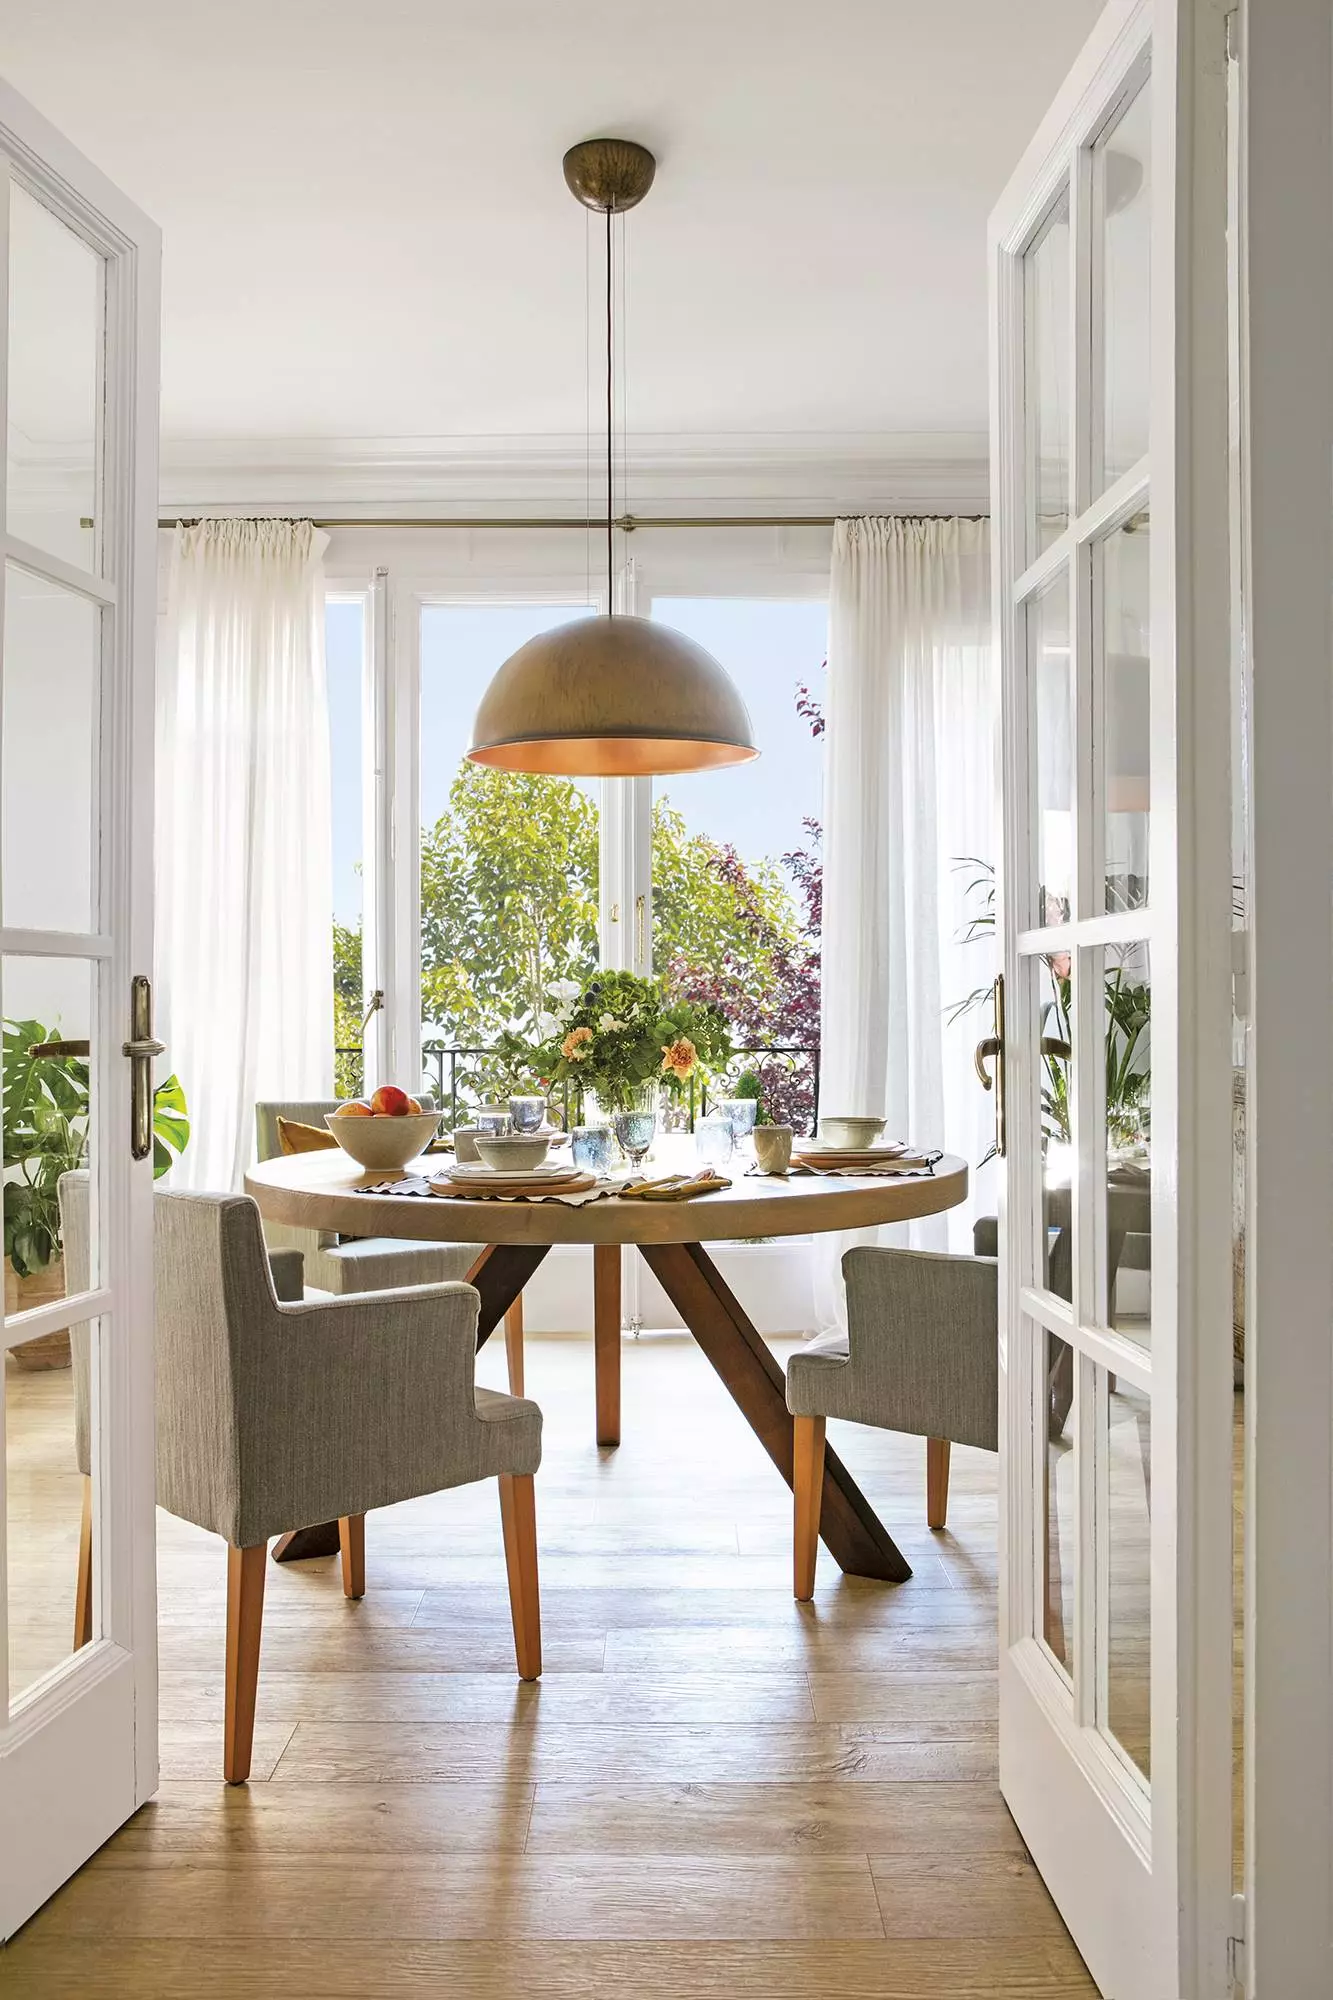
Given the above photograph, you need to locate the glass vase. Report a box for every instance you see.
[611,1081,659,1169]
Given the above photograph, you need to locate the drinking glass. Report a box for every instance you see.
[571,1125,616,1175]
[612,1082,658,1169]
[695,1115,734,1171]
[718,1096,758,1140]
[509,1095,546,1133]
[476,1105,510,1137]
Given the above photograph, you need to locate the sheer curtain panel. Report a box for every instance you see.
[157,519,333,1189]
[817,517,996,1320]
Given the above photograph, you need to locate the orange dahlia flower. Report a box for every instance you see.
[660,1036,698,1081]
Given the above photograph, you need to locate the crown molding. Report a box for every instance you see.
[153,430,990,518]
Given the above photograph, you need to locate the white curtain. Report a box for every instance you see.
[816,516,997,1325]
[156,519,333,1189]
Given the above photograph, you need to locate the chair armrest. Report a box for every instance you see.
[788,1246,998,1451]
[228,1281,534,1545]
[266,1247,305,1302]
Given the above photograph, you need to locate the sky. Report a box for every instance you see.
[326,596,828,928]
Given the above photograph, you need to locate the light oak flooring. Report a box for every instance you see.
[3,1328,1103,1996]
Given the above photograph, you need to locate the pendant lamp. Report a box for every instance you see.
[467,139,758,778]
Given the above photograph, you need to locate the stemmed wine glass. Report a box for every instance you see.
[612,1082,658,1169]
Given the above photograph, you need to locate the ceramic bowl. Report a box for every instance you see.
[817,1114,887,1151]
[474,1132,552,1173]
[324,1109,442,1171]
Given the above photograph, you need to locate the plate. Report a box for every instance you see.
[795,1143,908,1165]
[449,1159,580,1181]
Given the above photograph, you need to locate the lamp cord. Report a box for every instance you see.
[606,201,614,618]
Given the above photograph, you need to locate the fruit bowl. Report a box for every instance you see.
[324,1109,442,1171]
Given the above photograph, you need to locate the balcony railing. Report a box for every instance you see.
[334,1040,821,1137]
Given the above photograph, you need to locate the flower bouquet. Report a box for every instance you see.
[506,971,733,1115]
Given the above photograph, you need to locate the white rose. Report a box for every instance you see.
[598,1013,621,1033]
[549,980,582,1002]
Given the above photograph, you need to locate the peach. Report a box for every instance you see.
[370,1084,411,1117]
[334,1100,373,1117]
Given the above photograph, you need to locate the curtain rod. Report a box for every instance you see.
[143,511,985,532]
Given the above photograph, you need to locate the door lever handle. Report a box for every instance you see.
[973,974,1006,1157]
[123,975,164,1161]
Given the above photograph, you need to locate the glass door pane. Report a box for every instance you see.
[647,597,825,1135]
[1099,513,1151,912]
[417,603,596,1126]
[5,182,103,570]
[1025,190,1072,557]
[2,564,100,934]
[326,595,367,1099]
[1095,79,1152,494]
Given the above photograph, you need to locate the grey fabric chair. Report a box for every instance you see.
[785,1244,999,1600]
[58,1176,544,1782]
[254,1098,475,1296]
[59,1172,304,1651]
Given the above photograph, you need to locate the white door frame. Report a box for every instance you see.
[1239,1,1333,1990]
[0,76,160,1937]
[988,2,1234,1991]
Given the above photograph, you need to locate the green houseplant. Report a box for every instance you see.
[4,1019,191,1365]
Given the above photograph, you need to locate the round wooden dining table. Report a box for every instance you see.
[245,1148,968,1585]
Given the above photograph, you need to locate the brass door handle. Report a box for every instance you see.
[973,974,1006,1157]
[123,975,164,1161]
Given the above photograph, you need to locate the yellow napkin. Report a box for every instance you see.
[617,1170,732,1202]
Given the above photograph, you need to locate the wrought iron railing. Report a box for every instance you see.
[334,1040,821,1137]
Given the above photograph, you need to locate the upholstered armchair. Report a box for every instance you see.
[58,1177,544,1782]
[785,1244,999,1600]
[253,1098,475,1295]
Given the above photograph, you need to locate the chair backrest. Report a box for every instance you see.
[152,1190,285,1537]
[841,1243,1000,1452]
[254,1095,436,1163]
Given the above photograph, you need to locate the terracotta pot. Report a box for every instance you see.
[5,1254,71,1370]
[753,1125,794,1175]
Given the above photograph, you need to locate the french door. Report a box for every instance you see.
[989,3,1235,1994]
[0,79,161,1934]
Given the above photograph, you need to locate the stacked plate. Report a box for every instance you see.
[790,1141,931,1174]
[432,1161,597,1198]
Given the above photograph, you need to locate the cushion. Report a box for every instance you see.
[277,1116,338,1155]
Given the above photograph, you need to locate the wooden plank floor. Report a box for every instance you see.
[5,1328,1097,1997]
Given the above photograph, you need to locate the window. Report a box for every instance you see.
[326,593,368,1097]
[649,597,826,1132]
[417,602,596,1123]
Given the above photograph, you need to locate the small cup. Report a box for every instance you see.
[476,1105,510,1137]
[696,1115,735,1170]
[453,1125,482,1163]
[717,1097,758,1139]
[509,1095,547,1133]
[571,1125,616,1175]
[753,1124,794,1175]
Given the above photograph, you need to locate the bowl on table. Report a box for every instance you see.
[474,1132,552,1173]
[817,1114,887,1151]
[324,1110,442,1171]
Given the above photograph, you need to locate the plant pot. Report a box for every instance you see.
[753,1125,794,1175]
[5,1254,70,1370]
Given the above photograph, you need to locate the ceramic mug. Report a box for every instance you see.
[753,1125,794,1174]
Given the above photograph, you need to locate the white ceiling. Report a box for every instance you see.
[1,0,1106,485]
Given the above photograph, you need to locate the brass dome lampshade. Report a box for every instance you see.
[467,139,758,779]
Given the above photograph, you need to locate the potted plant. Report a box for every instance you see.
[751,1093,794,1175]
[4,1019,191,1368]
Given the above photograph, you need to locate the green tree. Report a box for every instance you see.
[332,920,365,1098]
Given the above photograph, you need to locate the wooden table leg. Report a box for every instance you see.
[594,1244,622,1447]
[272,1243,552,1567]
[638,1240,913,1584]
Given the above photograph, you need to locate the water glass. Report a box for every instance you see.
[612,1083,658,1168]
[509,1095,547,1133]
[476,1105,510,1137]
[571,1125,616,1175]
[718,1096,758,1140]
[695,1115,734,1171]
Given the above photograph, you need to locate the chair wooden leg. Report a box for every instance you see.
[504,1296,525,1396]
[793,1414,826,1601]
[339,1514,365,1599]
[73,1475,94,1651]
[926,1437,952,1530]
[224,1542,267,1784]
[498,1473,542,1681]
